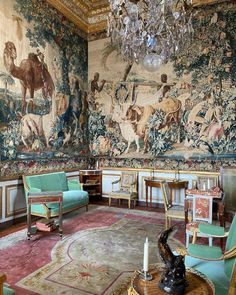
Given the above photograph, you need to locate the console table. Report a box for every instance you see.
[144,178,188,207]
[128,264,214,295]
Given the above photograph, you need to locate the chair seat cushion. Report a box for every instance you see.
[199,223,225,237]
[188,244,223,260]
[109,190,136,199]
[166,205,192,220]
[31,190,88,216]
[48,190,89,215]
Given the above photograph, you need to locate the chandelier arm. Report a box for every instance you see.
[108,0,194,66]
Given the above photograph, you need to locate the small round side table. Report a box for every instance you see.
[128,264,215,295]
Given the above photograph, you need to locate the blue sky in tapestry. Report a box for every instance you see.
[0,0,88,161]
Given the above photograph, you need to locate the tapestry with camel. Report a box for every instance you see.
[0,0,88,162]
[88,3,236,161]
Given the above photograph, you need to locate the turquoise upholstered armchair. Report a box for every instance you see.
[0,273,15,295]
[184,214,236,295]
[23,171,89,218]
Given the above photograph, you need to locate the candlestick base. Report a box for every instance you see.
[139,270,153,281]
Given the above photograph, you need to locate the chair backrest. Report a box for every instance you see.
[161,181,171,211]
[228,260,236,295]
[23,171,68,198]
[224,214,236,279]
[192,194,213,223]
[197,175,219,191]
[120,172,137,192]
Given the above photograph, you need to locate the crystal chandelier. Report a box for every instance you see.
[107,0,194,71]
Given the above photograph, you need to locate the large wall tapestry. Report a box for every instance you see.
[0,0,88,163]
[88,4,236,162]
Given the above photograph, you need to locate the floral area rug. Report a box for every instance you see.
[0,205,185,295]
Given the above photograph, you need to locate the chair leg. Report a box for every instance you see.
[128,199,131,209]
[186,233,190,247]
[167,218,171,229]
[119,199,121,206]
[192,230,197,244]
[109,197,111,207]
[165,217,168,229]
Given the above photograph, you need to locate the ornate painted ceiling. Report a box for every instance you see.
[46,0,231,37]
[46,0,109,35]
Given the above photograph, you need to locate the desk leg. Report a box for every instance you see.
[27,203,31,240]
[216,201,225,250]
[146,184,148,206]
[217,201,225,227]
[58,201,63,239]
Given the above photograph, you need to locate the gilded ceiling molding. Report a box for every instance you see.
[193,0,230,5]
[46,0,232,36]
[46,0,108,34]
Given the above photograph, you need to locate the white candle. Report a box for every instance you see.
[143,237,149,272]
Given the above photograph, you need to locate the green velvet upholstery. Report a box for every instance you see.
[199,223,225,237]
[25,172,68,194]
[45,190,89,215]
[29,187,42,193]
[23,172,89,218]
[186,214,236,294]
[188,244,223,260]
[67,179,82,190]
[3,285,15,295]
[185,256,231,295]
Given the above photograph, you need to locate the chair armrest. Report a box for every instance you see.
[199,223,226,237]
[112,178,121,185]
[67,178,82,190]
[224,246,236,260]
[112,178,121,192]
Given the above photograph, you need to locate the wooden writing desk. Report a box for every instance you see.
[27,191,63,239]
[144,178,188,207]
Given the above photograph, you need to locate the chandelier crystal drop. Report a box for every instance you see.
[107,0,194,71]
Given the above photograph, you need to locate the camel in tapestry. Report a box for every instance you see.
[3,41,55,113]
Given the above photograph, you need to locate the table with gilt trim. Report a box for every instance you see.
[128,264,215,295]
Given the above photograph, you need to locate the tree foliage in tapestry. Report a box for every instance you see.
[14,0,87,93]
[0,0,88,161]
[88,4,235,159]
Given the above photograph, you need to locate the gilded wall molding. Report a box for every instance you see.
[101,167,220,177]
[5,185,26,218]
[0,187,2,220]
